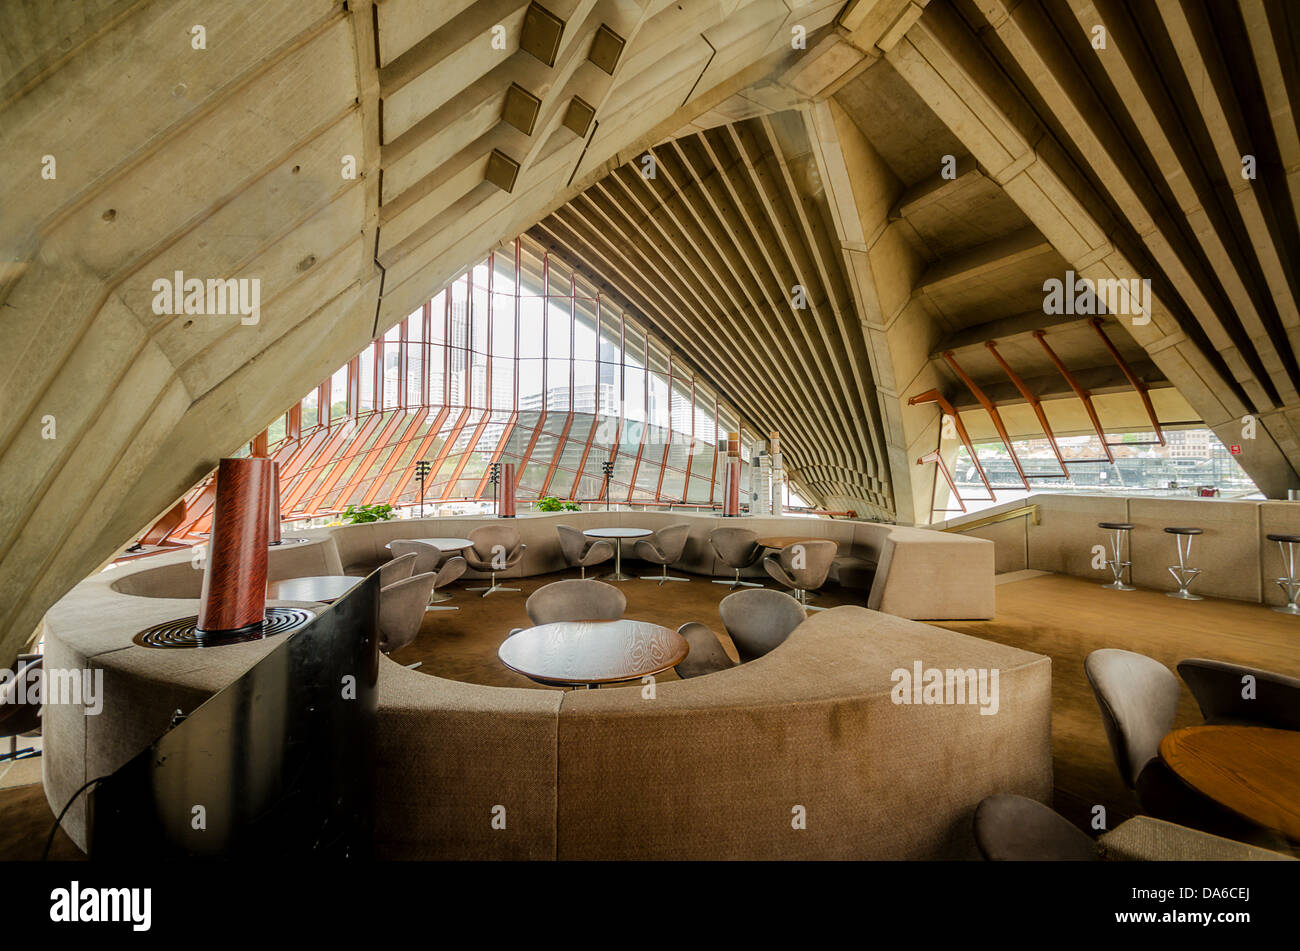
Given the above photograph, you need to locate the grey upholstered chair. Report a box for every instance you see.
[389,540,443,575]
[709,527,763,589]
[0,654,42,762]
[1084,648,1181,789]
[524,578,626,626]
[379,550,418,587]
[1084,648,1250,836]
[674,622,738,679]
[1176,658,1300,731]
[718,588,806,662]
[426,555,468,612]
[556,524,615,578]
[973,795,1100,861]
[379,572,437,654]
[762,540,836,610]
[463,525,526,597]
[634,522,691,584]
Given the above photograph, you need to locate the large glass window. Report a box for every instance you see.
[181,236,757,522]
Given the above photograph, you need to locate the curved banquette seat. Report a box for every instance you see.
[41,513,1010,859]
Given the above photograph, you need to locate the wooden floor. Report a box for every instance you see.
[3,569,1297,859]
[941,573,1300,837]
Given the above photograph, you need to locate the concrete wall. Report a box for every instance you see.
[945,493,1290,604]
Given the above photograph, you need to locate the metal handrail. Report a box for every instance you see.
[942,503,1040,533]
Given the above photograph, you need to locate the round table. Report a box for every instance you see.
[266,575,358,604]
[757,536,821,549]
[1160,725,1300,841]
[498,619,688,688]
[384,537,473,552]
[582,527,652,581]
[386,538,474,603]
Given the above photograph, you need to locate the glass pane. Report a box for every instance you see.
[358,346,375,413]
[302,388,319,429]
[519,297,543,357]
[492,293,515,357]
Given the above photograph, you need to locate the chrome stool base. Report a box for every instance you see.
[1165,527,1204,602]
[1098,522,1136,592]
[1268,535,1300,617]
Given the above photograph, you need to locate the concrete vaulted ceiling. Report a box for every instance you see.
[1,0,1299,662]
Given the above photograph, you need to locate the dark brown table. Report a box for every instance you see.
[266,575,358,604]
[1160,725,1300,841]
[497,618,689,688]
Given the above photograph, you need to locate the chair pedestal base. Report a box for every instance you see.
[1101,580,1136,591]
[429,589,454,603]
[425,605,459,612]
[1272,603,1300,615]
[1166,589,1204,601]
[466,572,519,597]
[790,588,827,611]
[641,566,689,585]
[712,568,762,589]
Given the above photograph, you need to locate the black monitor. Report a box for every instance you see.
[88,572,380,858]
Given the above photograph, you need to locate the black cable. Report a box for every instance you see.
[43,775,106,861]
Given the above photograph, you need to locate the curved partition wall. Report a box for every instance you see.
[42,512,1012,857]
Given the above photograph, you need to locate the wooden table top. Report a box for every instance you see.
[267,575,358,604]
[1160,725,1300,841]
[757,536,823,549]
[498,619,688,686]
[582,527,653,539]
[385,537,473,551]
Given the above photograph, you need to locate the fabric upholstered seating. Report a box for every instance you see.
[1176,658,1300,731]
[762,540,836,609]
[44,533,1051,859]
[555,524,614,578]
[312,512,995,620]
[524,579,626,626]
[708,527,763,589]
[973,798,1294,862]
[379,551,417,587]
[428,556,468,608]
[463,525,526,597]
[379,572,437,653]
[1084,649,1254,837]
[973,795,1099,861]
[389,540,443,575]
[673,622,737,679]
[633,522,691,584]
[718,588,806,662]
[1084,648,1180,789]
[1097,817,1299,861]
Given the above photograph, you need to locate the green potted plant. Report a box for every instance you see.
[341,503,396,524]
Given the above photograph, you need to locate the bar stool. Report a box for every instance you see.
[1097,521,1135,591]
[1164,527,1203,600]
[1265,533,1300,615]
